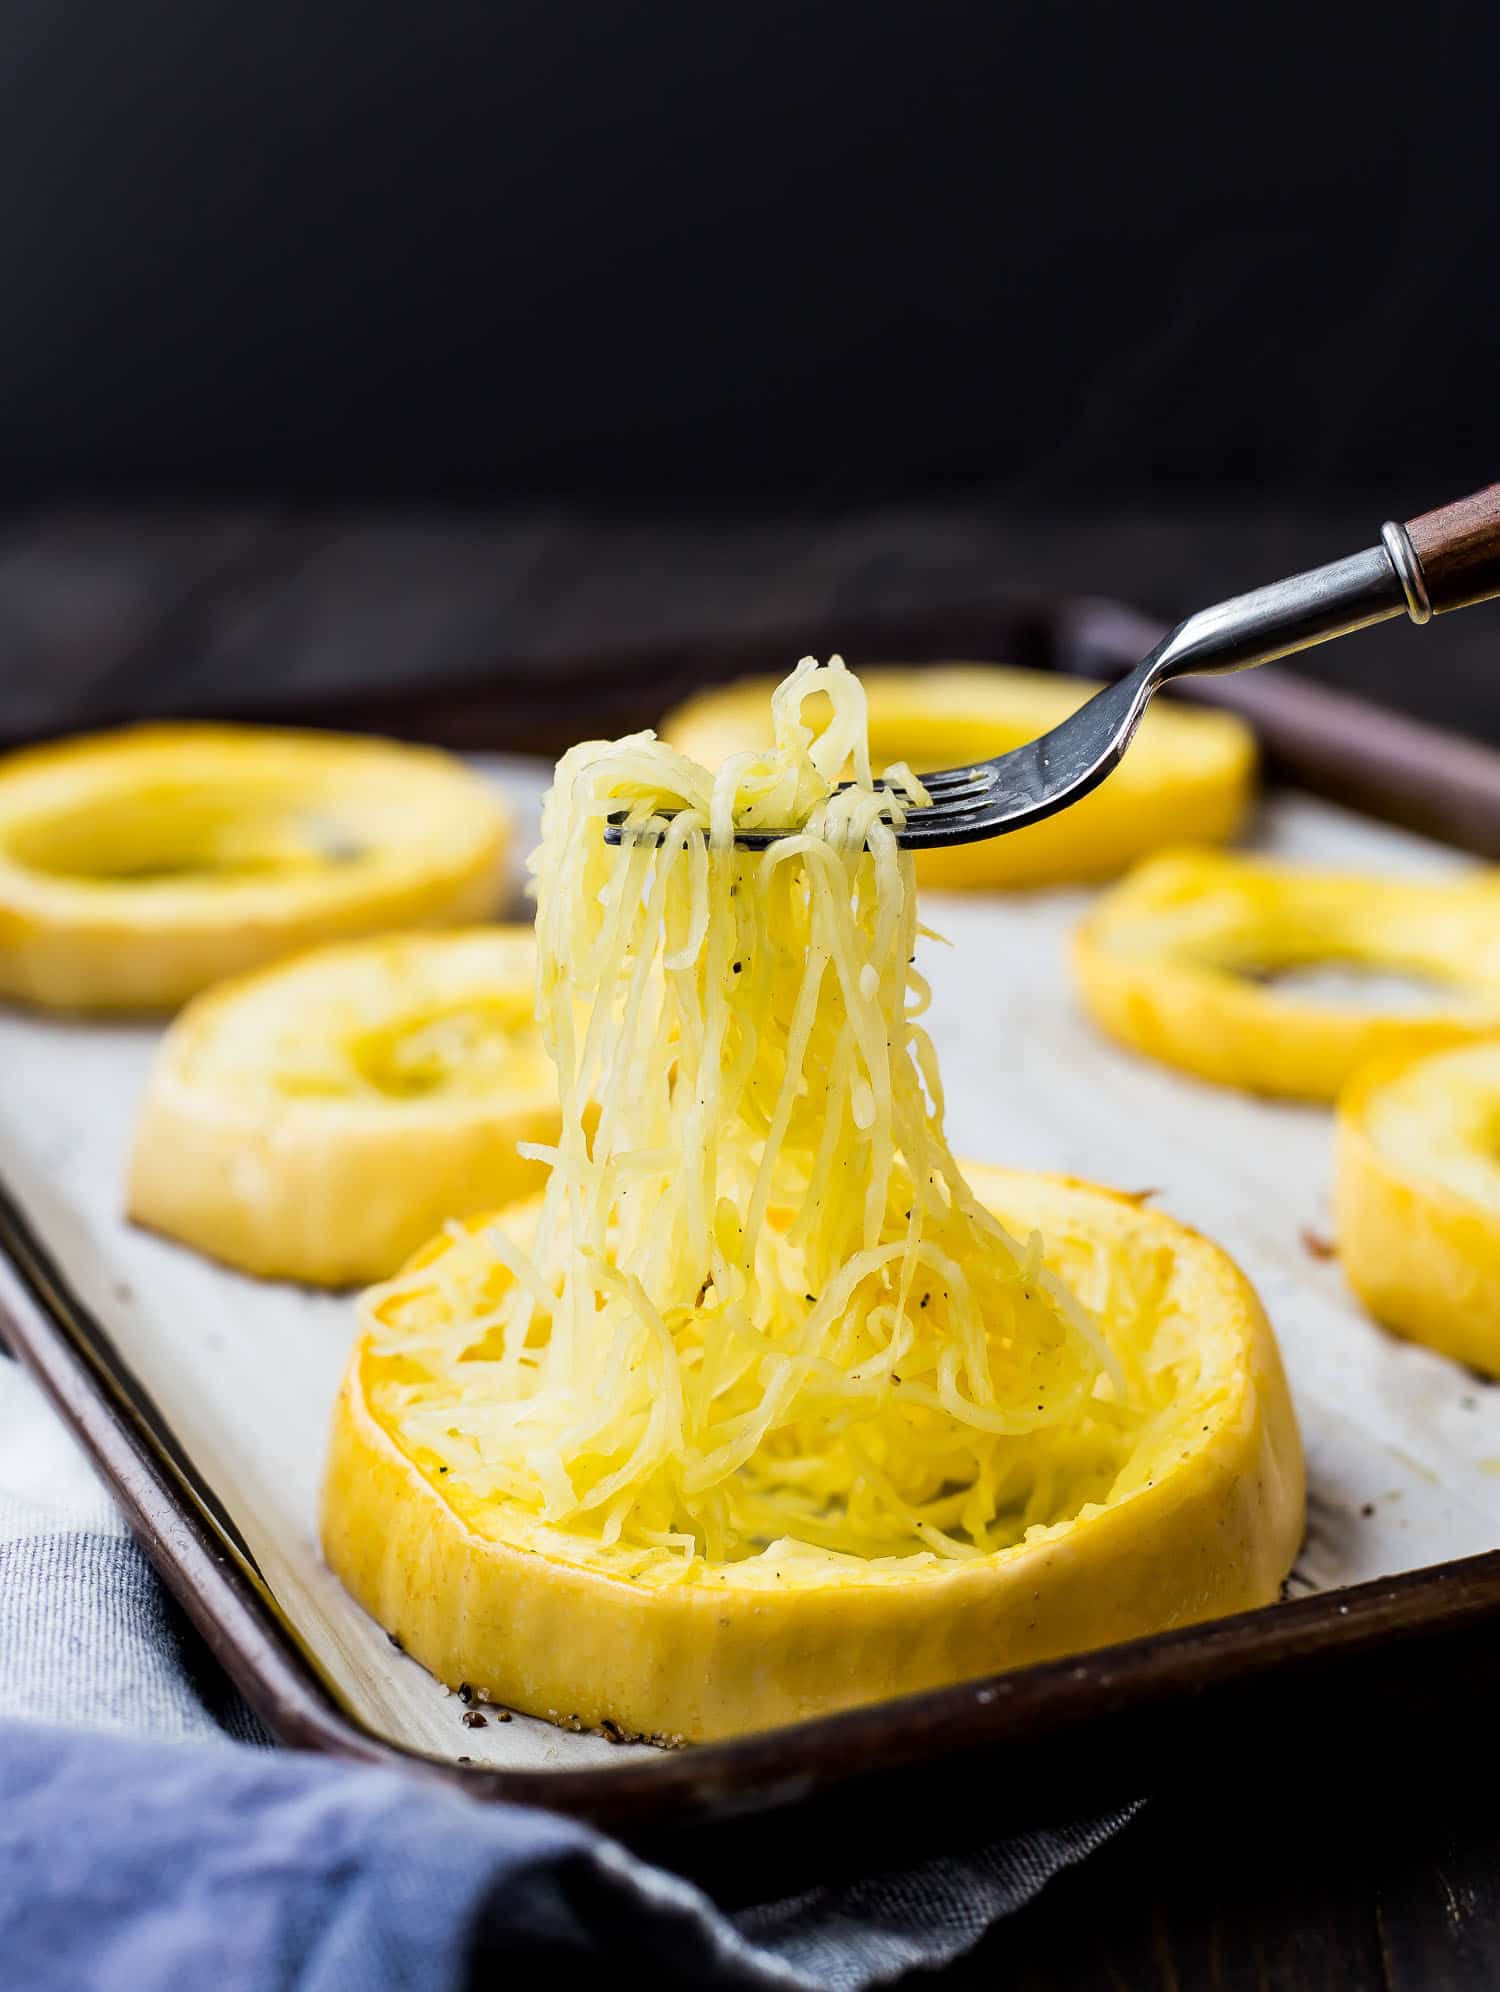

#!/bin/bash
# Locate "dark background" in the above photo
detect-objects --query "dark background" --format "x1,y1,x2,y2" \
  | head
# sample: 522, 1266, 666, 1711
1, 0, 1497, 745
3, 0, 1495, 503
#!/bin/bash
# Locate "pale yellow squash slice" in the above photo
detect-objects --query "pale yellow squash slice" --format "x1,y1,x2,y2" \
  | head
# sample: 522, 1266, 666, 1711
664, 666, 1255, 890
129, 928, 556, 1286
1336, 1041, 1500, 1376
1074, 847, 1500, 1100
0, 724, 511, 1011
321, 1164, 1304, 1743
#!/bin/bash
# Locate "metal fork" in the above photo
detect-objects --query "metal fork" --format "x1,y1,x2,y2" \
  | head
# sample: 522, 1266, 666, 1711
613, 483, 1500, 852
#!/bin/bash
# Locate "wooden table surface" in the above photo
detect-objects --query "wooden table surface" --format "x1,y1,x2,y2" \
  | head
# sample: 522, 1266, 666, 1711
962, 1739, 1500, 1992
2, 498, 1496, 751
4, 501, 1499, 1988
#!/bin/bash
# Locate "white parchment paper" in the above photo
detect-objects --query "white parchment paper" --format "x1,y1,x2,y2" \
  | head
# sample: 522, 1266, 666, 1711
1, 760, 1497, 1774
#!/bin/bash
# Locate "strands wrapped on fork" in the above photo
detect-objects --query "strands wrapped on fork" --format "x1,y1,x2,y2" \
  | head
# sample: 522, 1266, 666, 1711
371, 657, 1137, 1577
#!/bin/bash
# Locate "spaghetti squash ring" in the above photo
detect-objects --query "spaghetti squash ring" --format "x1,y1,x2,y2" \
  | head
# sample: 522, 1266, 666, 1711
1335, 1042, 1500, 1376
0, 724, 511, 1012
664, 664, 1256, 890
129, 929, 557, 1286
1074, 848, 1500, 1100
323, 1165, 1303, 1742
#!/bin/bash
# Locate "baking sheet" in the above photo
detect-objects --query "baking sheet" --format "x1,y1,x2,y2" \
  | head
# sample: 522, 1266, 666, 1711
1, 759, 1497, 1776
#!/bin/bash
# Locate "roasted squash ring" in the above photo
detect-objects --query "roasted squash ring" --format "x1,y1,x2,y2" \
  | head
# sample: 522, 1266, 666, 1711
0, 724, 511, 1012
1335, 1042, 1500, 1376
1073, 848, 1500, 1101
129, 928, 556, 1286
321, 1164, 1304, 1743
663, 665, 1255, 890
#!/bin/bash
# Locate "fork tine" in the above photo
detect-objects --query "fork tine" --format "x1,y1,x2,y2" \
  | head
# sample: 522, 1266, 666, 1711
902, 765, 992, 794
841, 768, 987, 796
894, 807, 1008, 848
907, 778, 996, 812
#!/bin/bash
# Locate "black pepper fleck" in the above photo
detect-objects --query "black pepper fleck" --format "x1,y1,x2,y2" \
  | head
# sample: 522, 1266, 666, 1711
457, 1682, 474, 1705
462, 1710, 488, 1729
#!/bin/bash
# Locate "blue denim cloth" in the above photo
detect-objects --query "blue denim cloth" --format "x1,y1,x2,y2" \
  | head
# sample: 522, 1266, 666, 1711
0, 1357, 1138, 1989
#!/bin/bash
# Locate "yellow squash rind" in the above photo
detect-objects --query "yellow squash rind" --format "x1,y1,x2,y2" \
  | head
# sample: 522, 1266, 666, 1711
321, 1164, 1304, 1742
1335, 1042, 1500, 1376
664, 666, 1255, 890
128, 928, 556, 1286
0, 724, 512, 1012
1073, 847, 1500, 1100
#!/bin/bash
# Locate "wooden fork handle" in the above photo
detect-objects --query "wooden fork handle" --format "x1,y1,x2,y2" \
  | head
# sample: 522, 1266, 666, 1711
1403, 482, 1500, 615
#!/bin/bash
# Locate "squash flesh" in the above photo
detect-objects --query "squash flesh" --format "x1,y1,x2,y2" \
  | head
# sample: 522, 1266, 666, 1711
321, 1165, 1304, 1741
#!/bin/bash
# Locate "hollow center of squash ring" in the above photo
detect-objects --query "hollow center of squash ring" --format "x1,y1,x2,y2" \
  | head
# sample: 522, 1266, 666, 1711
1229, 958, 1467, 1013
7, 783, 366, 883
338, 996, 545, 1100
